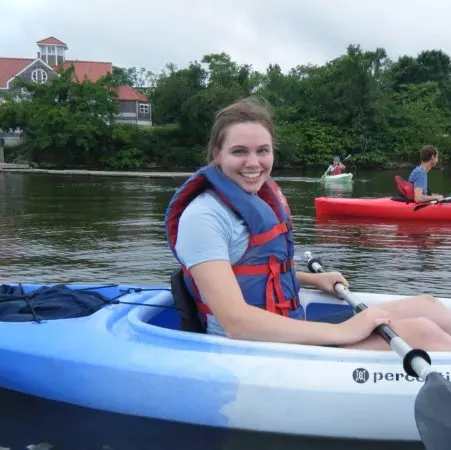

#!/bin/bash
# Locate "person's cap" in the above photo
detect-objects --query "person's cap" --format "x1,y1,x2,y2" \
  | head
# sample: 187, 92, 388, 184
333, 156, 340, 162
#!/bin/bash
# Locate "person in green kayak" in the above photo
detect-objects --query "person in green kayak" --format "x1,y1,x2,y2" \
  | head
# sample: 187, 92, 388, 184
408, 145, 443, 203
326, 156, 346, 176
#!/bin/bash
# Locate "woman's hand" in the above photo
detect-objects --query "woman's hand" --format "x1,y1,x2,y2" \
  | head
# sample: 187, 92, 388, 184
312, 271, 349, 295
336, 308, 391, 345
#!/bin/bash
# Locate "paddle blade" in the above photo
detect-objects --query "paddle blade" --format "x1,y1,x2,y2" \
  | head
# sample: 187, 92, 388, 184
415, 372, 451, 450
413, 203, 432, 212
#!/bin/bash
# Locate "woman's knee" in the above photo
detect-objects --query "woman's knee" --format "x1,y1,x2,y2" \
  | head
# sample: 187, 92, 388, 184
414, 294, 440, 307
393, 317, 451, 351
392, 317, 445, 340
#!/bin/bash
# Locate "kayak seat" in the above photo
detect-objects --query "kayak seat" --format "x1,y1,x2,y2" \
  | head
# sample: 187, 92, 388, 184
170, 268, 206, 333
394, 175, 415, 202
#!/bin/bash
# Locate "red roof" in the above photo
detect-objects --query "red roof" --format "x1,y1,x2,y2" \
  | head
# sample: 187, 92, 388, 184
0, 58, 112, 88
0, 48, 148, 103
116, 85, 149, 102
63, 60, 112, 83
0, 58, 33, 88
37, 37, 68, 48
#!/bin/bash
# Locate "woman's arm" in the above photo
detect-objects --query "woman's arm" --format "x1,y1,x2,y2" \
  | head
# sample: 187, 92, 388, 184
296, 271, 348, 295
191, 260, 353, 346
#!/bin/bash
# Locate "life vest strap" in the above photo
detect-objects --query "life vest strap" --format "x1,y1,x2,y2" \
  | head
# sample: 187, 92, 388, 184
183, 256, 299, 321
250, 219, 292, 247
264, 256, 299, 317
181, 267, 213, 319
233, 259, 294, 276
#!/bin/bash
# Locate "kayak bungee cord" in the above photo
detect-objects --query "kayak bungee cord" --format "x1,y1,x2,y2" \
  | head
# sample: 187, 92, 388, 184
0, 284, 177, 323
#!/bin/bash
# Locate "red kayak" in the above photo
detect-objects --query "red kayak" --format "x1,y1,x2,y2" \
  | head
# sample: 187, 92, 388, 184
315, 197, 451, 221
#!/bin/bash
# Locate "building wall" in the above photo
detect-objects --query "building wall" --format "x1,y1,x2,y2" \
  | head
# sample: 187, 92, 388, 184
7, 60, 58, 96
138, 103, 151, 122
119, 101, 136, 113
117, 101, 152, 125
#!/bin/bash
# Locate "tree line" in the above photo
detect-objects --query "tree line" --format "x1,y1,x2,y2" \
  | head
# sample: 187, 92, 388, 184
1, 45, 451, 169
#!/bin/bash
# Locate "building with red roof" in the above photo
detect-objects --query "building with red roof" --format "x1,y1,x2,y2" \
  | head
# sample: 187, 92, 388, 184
0, 37, 152, 128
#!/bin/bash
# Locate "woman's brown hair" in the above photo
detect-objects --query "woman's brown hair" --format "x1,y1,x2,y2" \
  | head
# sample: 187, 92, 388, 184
206, 97, 275, 163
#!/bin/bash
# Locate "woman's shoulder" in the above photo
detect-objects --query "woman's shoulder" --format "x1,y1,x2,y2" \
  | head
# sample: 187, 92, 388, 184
176, 189, 245, 268
179, 189, 240, 232
182, 189, 233, 220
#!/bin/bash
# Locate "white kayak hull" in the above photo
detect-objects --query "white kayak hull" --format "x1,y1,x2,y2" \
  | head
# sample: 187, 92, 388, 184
322, 173, 353, 183
0, 285, 449, 443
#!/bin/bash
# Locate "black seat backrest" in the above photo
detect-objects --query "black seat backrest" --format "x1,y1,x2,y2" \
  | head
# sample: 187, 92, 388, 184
170, 268, 206, 333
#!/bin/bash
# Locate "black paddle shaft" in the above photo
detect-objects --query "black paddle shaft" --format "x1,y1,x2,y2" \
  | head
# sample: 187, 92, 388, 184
306, 256, 396, 343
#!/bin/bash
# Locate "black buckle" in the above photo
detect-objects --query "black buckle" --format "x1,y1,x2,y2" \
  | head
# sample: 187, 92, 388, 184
285, 219, 293, 231
280, 260, 293, 273
291, 296, 300, 309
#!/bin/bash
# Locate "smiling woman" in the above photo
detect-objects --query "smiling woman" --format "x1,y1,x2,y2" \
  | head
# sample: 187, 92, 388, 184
164, 97, 451, 352
206, 100, 275, 194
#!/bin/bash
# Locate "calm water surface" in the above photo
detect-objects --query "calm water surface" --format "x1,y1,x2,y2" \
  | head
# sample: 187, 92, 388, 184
2, 167, 450, 449
2, 168, 451, 297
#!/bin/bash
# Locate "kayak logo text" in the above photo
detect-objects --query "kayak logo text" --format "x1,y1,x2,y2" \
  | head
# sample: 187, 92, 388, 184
352, 368, 451, 384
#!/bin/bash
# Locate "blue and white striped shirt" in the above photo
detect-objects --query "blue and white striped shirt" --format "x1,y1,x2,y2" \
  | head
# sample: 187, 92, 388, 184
408, 166, 428, 195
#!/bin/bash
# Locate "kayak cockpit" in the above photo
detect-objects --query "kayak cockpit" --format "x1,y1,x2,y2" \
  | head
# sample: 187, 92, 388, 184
141, 283, 355, 333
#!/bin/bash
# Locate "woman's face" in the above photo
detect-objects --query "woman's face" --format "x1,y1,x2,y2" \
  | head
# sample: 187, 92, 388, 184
214, 122, 274, 194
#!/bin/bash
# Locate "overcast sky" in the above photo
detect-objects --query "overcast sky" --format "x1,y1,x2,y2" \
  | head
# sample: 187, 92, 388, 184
2, 0, 451, 74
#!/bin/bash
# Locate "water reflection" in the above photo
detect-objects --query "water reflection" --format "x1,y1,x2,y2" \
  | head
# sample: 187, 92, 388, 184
314, 217, 451, 250
322, 180, 354, 197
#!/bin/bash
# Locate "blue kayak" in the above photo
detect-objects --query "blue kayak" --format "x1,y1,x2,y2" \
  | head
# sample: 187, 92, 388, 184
0, 282, 450, 442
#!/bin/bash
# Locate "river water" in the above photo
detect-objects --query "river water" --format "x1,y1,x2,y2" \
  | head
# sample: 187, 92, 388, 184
1, 167, 450, 449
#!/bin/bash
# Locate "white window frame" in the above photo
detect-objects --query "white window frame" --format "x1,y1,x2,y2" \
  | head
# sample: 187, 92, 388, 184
31, 69, 48, 84
139, 103, 149, 114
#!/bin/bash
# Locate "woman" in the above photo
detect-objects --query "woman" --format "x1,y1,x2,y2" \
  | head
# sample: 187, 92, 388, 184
165, 97, 451, 350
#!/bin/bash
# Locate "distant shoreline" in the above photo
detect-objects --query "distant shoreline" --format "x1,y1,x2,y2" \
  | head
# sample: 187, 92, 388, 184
0, 166, 193, 178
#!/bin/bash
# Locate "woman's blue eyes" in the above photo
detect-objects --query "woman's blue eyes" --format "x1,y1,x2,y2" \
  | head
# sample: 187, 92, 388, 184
232, 148, 270, 155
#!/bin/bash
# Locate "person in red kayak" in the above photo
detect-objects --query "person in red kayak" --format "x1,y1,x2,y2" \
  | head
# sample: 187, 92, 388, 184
326, 156, 346, 176
407, 145, 443, 203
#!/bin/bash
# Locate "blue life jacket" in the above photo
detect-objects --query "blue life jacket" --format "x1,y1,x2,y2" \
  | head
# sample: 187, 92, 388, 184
165, 165, 303, 326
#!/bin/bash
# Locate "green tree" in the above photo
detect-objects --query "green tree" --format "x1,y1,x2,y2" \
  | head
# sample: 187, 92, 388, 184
0, 66, 118, 165
150, 62, 207, 124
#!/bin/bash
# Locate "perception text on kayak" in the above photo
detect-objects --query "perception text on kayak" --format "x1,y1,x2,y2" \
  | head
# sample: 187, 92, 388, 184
352, 368, 451, 384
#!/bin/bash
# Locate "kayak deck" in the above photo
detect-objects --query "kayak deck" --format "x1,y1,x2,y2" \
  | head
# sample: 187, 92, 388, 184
315, 196, 451, 220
